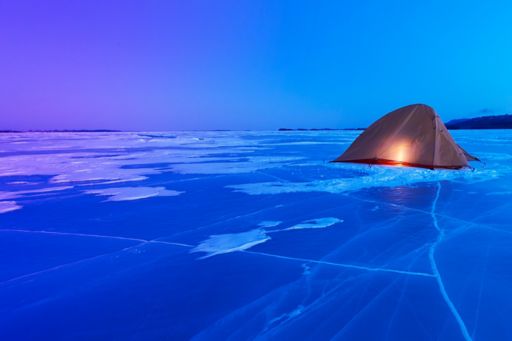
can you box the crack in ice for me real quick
[0,228,150,243]
[0,229,434,287]
[0,242,147,287]
[428,182,472,341]
[243,250,434,278]
[0,228,192,248]
[0,230,193,286]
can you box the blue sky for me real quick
[1,0,512,130]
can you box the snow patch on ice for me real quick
[169,156,304,175]
[191,229,270,258]
[192,217,342,258]
[284,217,343,230]
[0,201,21,214]
[22,186,74,195]
[0,132,301,185]
[0,186,74,215]
[0,186,74,201]
[6,181,38,186]
[84,187,183,201]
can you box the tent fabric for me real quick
[333,104,476,169]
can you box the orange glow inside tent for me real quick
[332,104,477,170]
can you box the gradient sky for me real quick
[2,1,512,130]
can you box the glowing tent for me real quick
[333,104,477,169]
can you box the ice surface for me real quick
[258,220,282,228]
[1,130,512,340]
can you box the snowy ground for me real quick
[0,130,511,340]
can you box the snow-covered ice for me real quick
[1,130,511,340]
[0,201,21,214]
[84,187,182,201]
[284,217,343,230]
[191,228,271,258]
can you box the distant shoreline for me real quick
[3,114,512,133]
[2,128,512,133]
[0,129,122,133]
[445,114,512,130]
[278,128,365,131]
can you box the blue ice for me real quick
[0,130,511,340]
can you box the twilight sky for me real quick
[1,1,512,130]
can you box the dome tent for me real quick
[333,104,477,169]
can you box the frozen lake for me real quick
[0,130,511,340]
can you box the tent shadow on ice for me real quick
[333,104,478,169]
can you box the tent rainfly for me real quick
[333,104,478,169]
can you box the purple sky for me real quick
[2,1,512,130]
